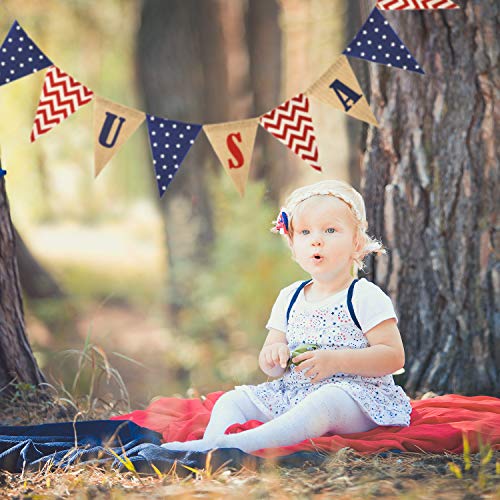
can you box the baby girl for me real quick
[162,179,411,454]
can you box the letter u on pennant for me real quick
[99,112,126,148]
[93,96,146,177]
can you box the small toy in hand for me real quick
[0,169,6,177]
[286,343,320,369]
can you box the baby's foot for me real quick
[161,438,218,452]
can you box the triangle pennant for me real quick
[94,96,145,177]
[0,20,53,87]
[260,93,322,172]
[146,115,202,197]
[306,55,378,127]
[30,65,94,142]
[377,0,460,9]
[343,8,424,74]
[203,118,259,197]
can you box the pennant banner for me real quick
[203,119,258,197]
[0,6,461,194]
[260,93,322,172]
[0,20,52,87]
[146,115,202,197]
[93,97,145,177]
[343,8,424,74]
[306,55,378,127]
[377,0,460,9]
[31,65,94,142]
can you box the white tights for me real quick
[161,385,378,454]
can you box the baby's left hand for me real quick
[292,349,340,384]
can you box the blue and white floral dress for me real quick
[234,278,412,426]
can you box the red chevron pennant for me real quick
[31,65,94,142]
[377,0,460,9]
[260,93,322,172]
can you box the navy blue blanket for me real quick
[0,420,328,475]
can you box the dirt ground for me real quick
[0,389,498,499]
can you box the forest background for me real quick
[0,0,496,414]
[0,0,362,410]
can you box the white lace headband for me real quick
[272,189,368,235]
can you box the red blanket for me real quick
[112,393,500,457]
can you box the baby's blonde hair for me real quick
[273,180,386,273]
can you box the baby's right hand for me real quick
[261,343,290,370]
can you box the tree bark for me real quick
[0,171,46,395]
[361,1,498,396]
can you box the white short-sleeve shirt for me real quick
[265,278,398,334]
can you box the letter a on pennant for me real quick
[203,118,259,197]
[93,96,145,177]
[306,56,378,127]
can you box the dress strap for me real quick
[347,278,361,330]
[286,278,361,329]
[286,279,312,325]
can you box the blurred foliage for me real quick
[168,174,308,392]
[27,175,308,403]
[0,0,349,405]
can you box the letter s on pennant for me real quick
[226,132,244,169]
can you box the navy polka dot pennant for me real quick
[0,20,53,87]
[343,8,424,75]
[146,115,202,197]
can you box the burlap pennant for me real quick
[94,96,145,177]
[306,55,378,127]
[203,118,259,197]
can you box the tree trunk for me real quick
[344,0,373,190]
[14,227,66,301]
[361,0,498,396]
[245,0,289,201]
[137,0,227,326]
[0,171,46,395]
